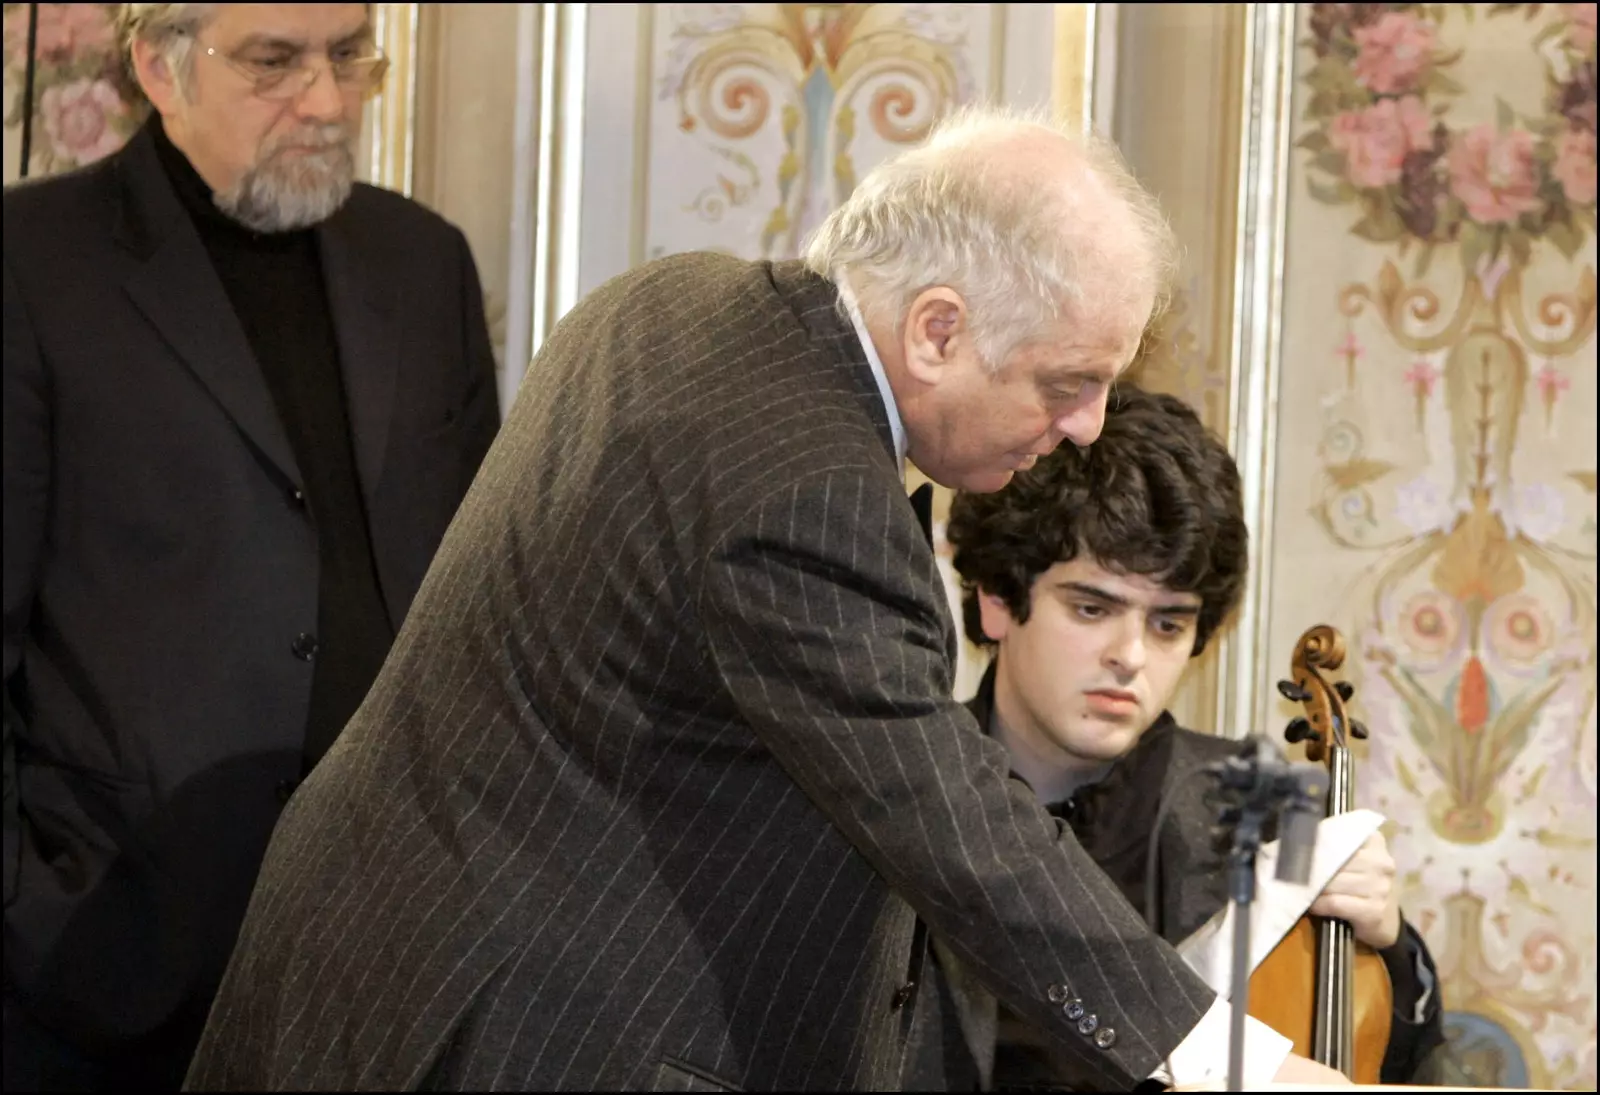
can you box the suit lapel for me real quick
[115,129,300,484]
[318,209,399,501]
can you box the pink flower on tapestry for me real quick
[1535,363,1571,402]
[1447,124,1541,224]
[41,78,129,167]
[1564,4,1597,55]
[1553,128,1597,207]
[1351,11,1437,95]
[1404,359,1440,397]
[3,3,115,66]
[1329,96,1434,189]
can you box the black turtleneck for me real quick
[151,117,393,771]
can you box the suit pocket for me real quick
[7,759,167,1047]
[652,1056,744,1093]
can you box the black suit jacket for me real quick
[1,126,499,1058]
[185,254,1220,1093]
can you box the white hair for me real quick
[801,103,1180,369]
[116,4,217,102]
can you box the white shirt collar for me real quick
[834,272,907,476]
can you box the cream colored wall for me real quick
[407,3,521,372]
[1111,3,1246,735]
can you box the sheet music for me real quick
[1175,808,1387,994]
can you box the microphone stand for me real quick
[1222,791,1272,1093]
[1209,739,1326,1092]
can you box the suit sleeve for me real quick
[2,254,50,909]
[697,468,1217,1090]
[1380,918,1446,1084]
[452,227,501,487]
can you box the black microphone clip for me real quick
[1204,737,1327,885]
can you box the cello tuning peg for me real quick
[1276,679,1309,703]
[1350,720,1369,740]
[1284,717,1316,744]
[1335,681,1355,701]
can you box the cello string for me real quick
[1341,922,1352,1072]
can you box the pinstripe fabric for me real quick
[184,254,1216,1093]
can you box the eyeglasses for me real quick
[200,41,390,101]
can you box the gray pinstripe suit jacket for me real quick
[183,254,1216,1092]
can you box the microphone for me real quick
[1205,737,1327,885]
[1273,767,1326,885]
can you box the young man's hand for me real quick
[1272,1051,1355,1084]
[1309,830,1402,950]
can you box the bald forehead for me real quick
[954,128,1092,195]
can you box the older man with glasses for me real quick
[1,4,500,1090]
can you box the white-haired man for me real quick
[185,106,1345,1092]
[3,5,498,1089]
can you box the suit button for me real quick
[890,982,916,1011]
[1062,998,1085,1021]
[292,633,318,661]
[275,778,300,803]
[1046,984,1069,1004]
[287,486,307,510]
[1077,1013,1099,1036]
[1093,1026,1117,1050]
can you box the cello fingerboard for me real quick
[1313,743,1357,1076]
[1313,917,1356,1075]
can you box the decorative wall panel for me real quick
[2,3,133,181]
[640,3,1001,263]
[1267,5,1597,1087]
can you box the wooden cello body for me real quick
[1245,624,1393,1084]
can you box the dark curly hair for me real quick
[946,384,1247,656]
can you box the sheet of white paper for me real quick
[1176,808,1386,996]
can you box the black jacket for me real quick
[3,124,499,1067]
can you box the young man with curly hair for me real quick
[935,384,1445,1091]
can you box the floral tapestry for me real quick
[1269,3,1596,1088]
[2,3,137,181]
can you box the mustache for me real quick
[263,124,353,156]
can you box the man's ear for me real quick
[131,38,183,116]
[901,286,970,387]
[977,590,1016,643]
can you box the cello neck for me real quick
[1314,740,1357,1073]
[1280,624,1367,1077]
[1325,740,1354,817]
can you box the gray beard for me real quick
[214,138,356,233]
